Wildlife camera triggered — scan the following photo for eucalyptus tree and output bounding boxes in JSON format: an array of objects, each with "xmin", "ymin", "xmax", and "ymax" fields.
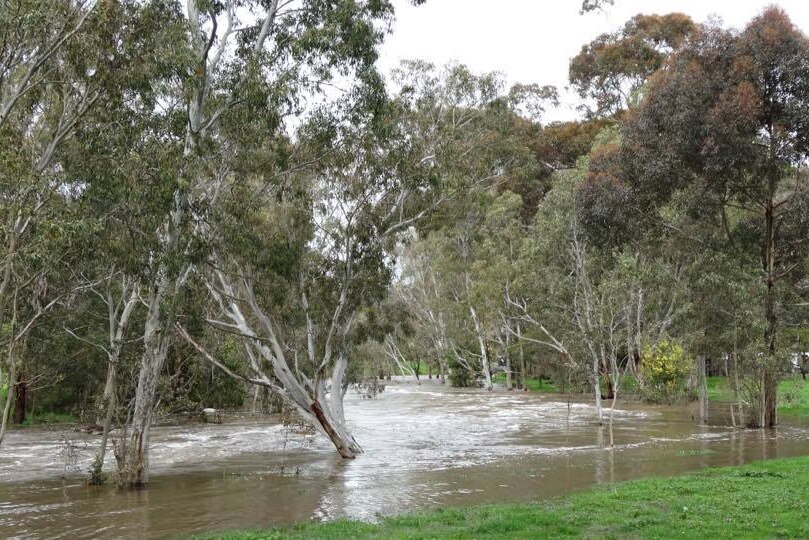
[
  {"xmin": 109, "ymin": 0, "xmax": 409, "ymax": 485},
  {"xmin": 178, "ymin": 78, "xmax": 439, "ymax": 458},
  {"xmin": 511, "ymin": 171, "xmax": 615, "ymax": 422},
  {"xmin": 388, "ymin": 63, "xmax": 557, "ymax": 389},
  {"xmin": 393, "ymin": 241, "xmax": 452, "ymax": 382},
  {"xmin": 18, "ymin": 0, "xmax": 193, "ymax": 483},
  {"xmin": 570, "ymin": 13, "xmax": 695, "ymax": 118},
  {"xmin": 612, "ymin": 8, "xmax": 809, "ymax": 426},
  {"xmin": 513, "ymin": 137, "xmax": 691, "ymax": 423},
  {"xmin": 0, "ymin": 0, "xmax": 100, "ymax": 325},
  {"xmin": 412, "ymin": 192, "xmax": 523, "ymax": 390},
  {"xmin": 0, "ymin": 236, "xmax": 73, "ymax": 444},
  {"xmin": 575, "ymin": 127, "xmax": 692, "ymax": 385},
  {"xmin": 0, "ymin": 0, "xmax": 155, "ymax": 446},
  {"xmin": 381, "ymin": 310, "xmax": 425, "ymax": 383},
  {"xmin": 464, "ymin": 191, "xmax": 530, "ymax": 390},
  {"xmin": 0, "ymin": 0, "xmax": 89, "ymax": 410}
]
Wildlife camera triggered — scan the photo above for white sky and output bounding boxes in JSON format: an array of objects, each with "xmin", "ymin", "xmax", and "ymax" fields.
[{"xmin": 377, "ymin": 0, "xmax": 809, "ymax": 122}]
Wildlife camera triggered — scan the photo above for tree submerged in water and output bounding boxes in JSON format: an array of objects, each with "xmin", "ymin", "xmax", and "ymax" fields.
[{"xmin": 0, "ymin": 1, "xmax": 808, "ymax": 494}]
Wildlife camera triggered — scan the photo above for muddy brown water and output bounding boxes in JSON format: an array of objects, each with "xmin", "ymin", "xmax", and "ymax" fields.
[{"xmin": 2, "ymin": 381, "xmax": 809, "ymax": 539}]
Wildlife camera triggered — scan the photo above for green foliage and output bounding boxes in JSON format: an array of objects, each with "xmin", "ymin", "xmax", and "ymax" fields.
[
  {"xmin": 524, "ymin": 377, "xmax": 558, "ymax": 393},
  {"xmin": 784, "ymin": 328, "xmax": 809, "ymax": 352},
  {"xmin": 20, "ymin": 412, "xmax": 78, "ymax": 426},
  {"xmin": 709, "ymin": 375, "xmax": 809, "ymax": 419},
  {"xmin": 639, "ymin": 340, "xmax": 690, "ymax": 403},
  {"xmin": 87, "ymin": 454, "xmax": 106, "ymax": 486},
  {"xmin": 2, "ymin": 0, "xmax": 809, "ymax": 473},
  {"xmin": 447, "ymin": 358, "xmax": 478, "ymax": 388},
  {"xmin": 159, "ymin": 336, "xmax": 248, "ymax": 414},
  {"xmin": 570, "ymin": 13, "xmax": 694, "ymax": 117}
]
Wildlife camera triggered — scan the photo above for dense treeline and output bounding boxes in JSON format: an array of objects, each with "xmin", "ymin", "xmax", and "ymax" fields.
[
  {"xmin": 0, "ymin": 1, "xmax": 807, "ymax": 488},
  {"xmin": 391, "ymin": 7, "xmax": 809, "ymax": 429}
]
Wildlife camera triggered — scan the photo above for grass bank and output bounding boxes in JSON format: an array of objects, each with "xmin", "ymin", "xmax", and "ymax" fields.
[
  {"xmin": 20, "ymin": 411, "xmax": 78, "ymax": 426},
  {"xmin": 493, "ymin": 374, "xmax": 638, "ymax": 395},
  {"xmin": 492, "ymin": 373, "xmax": 558, "ymax": 393},
  {"xmin": 204, "ymin": 456, "xmax": 809, "ymax": 539},
  {"xmin": 708, "ymin": 376, "xmax": 809, "ymax": 419},
  {"xmin": 3, "ymin": 409, "xmax": 78, "ymax": 428}
]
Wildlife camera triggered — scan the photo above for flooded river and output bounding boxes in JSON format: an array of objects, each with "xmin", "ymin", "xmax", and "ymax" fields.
[{"xmin": 2, "ymin": 381, "xmax": 809, "ymax": 538}]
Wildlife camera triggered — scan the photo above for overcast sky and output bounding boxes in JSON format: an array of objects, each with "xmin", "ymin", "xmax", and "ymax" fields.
[{"xmin": 377, "ymin": 0, "xmax": 809, "ymax": 122}]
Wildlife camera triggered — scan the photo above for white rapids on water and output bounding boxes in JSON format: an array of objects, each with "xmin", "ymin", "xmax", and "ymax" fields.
[
  {"xmin": 2, "ymin": 379, "xmax": 809, "ymax": 538},
  {"xmin": 0, "ymin": 382, "xmax": 645, "ymax": 483}
]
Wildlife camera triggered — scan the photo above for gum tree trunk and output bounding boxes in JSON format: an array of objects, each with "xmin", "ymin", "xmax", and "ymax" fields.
[
  {"xmin": 92, "ymin": 286, "xmax": 139, "ymax": 484},
  {"xmin": 178, "ymin": 274, "xmax": 364, "ymax": 460},
  {"xmin": 697, "ymin": 353, "xmax": 708, "ymax": 425},
  {"xmin": 118, "ymin": 260, "xmax": 177, "ymax": 487},
  {"xmin": 470, "ymin": 306, "xmax": 493, "ymax": 391},
  {"xmin": 504, "ymin": 327, "xmax": 513, "ymax": 390},
  {"xmin": 116, "ymin": 0, "xmax": 282, "ymax": 487},
  {"xmin": 13, "ymin": 371, "xmax": 25, "ymax": 424},
  {"xmin": 517, "ymin": 322, "xmax": 526, "ymax": 390},
  {"xmin": 592, "ymin": 354, "xmax": 603, "ymax": 425},
  {"xmin": 0, "ymin": 349, "xmax": 16, "ymax": 447},
  {"xmin": 761, "ymin": 147, "xmax": 779, "ymax": 428}
]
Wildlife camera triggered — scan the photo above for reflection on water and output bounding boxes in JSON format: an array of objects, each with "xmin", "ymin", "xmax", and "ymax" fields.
[{"xmin": 2, "ymin": 381, "xmax": 809, "ymax": 538}]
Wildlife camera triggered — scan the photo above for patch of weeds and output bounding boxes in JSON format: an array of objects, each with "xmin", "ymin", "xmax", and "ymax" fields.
[
  {"xmin": 734, "ymin": 470, "xmax": 787, "ymax": 479},
  {"xmin": 87, "ymin": 454, "xmax": 106, "ymax": 485}
]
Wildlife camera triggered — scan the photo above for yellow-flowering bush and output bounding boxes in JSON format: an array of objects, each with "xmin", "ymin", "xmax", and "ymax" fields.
[{"xmin": 639, "ymin": 339, "xmax": 691, "ymax": 403}]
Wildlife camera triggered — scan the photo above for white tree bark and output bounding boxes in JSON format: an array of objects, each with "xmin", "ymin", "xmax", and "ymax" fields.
[
  {"xmin": 179, "ymin": 270, "xmax": 363, "ymax": 459},
  {"xmin": 0, "ymin": 344, "xmax": 16, "ymax": 448},
  {"xmin": 121, "ymin": 0, "xmax": 283, "ymax": 486},
  {"xmin": 697, "ymin": 353, "xmax": 708, "ymax": 425},
  {"xmin": 384, "ymin": 335, "xmax": 416, "ymax": 380},
  {"xmin": 94, "ymin": 280, "xmax": 139, "ymax": 482},
  {"xmin": 121, "ymin": 199, "xmax": 182, "ymax": 487},
  {"xmin": 330, "ymin": 353, "xmax": 348, "ymax": 428},
  {"xmin": 470, "ymin": 306, "xmax": 493, "ymax": 391},
  {"xmin": 500, "ymin": 319, "xmax": 513, "ymax": 390},
  {"xmin": 571, "ymin": 221, "xmax": 605, "ymax": 425}
]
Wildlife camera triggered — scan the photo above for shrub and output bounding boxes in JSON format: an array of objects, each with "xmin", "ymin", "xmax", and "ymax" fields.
[
  {"xmin": 639, "ymin": 339, "xmax": 690, "ymax": 403},
  {"xmin": 448, "ymin": 356, "xmax": 479, "ymax": 388}
]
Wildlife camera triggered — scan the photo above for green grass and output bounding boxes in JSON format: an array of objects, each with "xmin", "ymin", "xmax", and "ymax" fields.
[
  {"xmin": 706, "ymin": 376, "xmax": 734, "ymax": 401},
  {"xmin": 491, "ymin": 375, "xmax": 639, "ymax": 395},
  {"xmin": 707, "ymin": 376, "xmax": 809, "ymax": 419},
  {"xmin": 492, "ymin": 373, "xmax": 558, "ymax": 393},
  {"xmin": 396, "ymin": 363, "xmax": 435, "ymax": 377},
  {"xmin": 202, "ymin": 456, "xmax": 809, "ymax": 539},
  {"xmin": 779, "ymin": 377, "xmax": 809, "ymax": 418},
  {"xmin": 20, "ymin": 411, "xmax": 78, "ymax": 426},
  {"xmin": 524, "ymin": 377, "xmax": 558, "ymax": 393}
]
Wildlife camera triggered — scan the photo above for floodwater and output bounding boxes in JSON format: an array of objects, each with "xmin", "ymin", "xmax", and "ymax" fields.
[{"xmin": 2, "ymin": 380, "xmax": 809, "ymax": 538}]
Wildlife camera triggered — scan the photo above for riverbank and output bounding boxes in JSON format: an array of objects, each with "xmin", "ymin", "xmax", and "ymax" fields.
[
  {"xmin": 205, "ymin": 455, "xmax": 809, "ymax": 539},
  {"xmin": 502, "ymin": 373, "xmax": 809, "ymax": 420},
  {"xmin": 708, "ymin": 376, "xmax": 809, "ymax": 419},
  {"xmin": 4, "ymin": 383, "xmax": 809, "ymax": 537}
]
